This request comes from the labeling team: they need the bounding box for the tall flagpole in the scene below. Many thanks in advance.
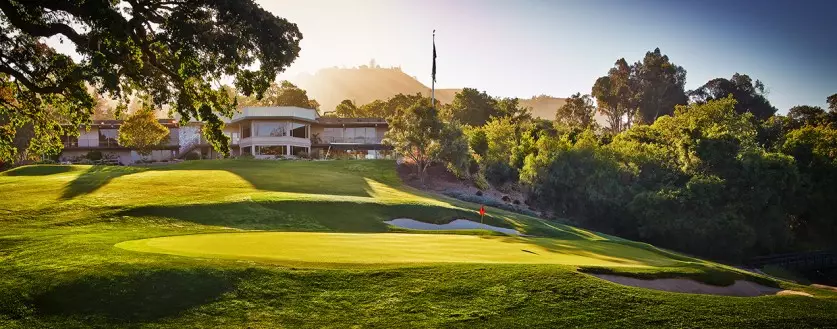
[431,29,435,109]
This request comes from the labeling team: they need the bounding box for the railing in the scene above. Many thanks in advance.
[317,136,383,144]
[64,139,179,148]
[64,139,121,148]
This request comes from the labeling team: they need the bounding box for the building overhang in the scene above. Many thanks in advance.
[228,106,318,126]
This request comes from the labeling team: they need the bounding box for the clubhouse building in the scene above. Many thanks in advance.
[59,106,392,164]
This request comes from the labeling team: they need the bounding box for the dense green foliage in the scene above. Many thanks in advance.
[329,93,430,119]
[0,0,302,161]
[384,100,470,183]
[116,108,169,156]
[2,160,836,327]
[592,48,688,132]
[520,96,837,261]
[240,80,320,111]
[555,93,596,128]
[690,73,778,120]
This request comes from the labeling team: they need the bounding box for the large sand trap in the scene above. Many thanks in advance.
[385,218,522,236]
[591,274,813,297]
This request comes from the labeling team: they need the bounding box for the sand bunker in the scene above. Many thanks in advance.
[590,274,813,297]
[812,284,837,292]
[385,218,522,236]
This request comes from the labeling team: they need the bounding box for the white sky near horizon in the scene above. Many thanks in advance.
[41,0,837,113]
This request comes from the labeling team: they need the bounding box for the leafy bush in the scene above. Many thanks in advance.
[295,151,309,159]
[483,160,518,187]
[236,153,255,160]
[184,152,201,161]
[85,150,103,161]
[471,172,490,191]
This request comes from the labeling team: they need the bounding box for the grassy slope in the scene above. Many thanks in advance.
[0,160,836,328]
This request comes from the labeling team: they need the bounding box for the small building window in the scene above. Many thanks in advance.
[255,145,287,156]
[242,125,251,138]
[256,122,287,137]
[290,122,308,138]
[291,146,308,157]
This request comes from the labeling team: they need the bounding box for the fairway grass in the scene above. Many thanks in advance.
[2,160,837,328]
[115,232,681,267]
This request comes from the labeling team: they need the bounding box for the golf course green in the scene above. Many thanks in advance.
[115,232,681,267]
[2,159,837,328]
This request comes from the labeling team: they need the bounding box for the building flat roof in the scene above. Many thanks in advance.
[62,119,179,128]
[316,117,387,126]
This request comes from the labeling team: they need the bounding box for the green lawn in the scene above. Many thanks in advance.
[115,232,681,267]
[1,159,836,328]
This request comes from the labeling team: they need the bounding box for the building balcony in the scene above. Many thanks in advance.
[63,139,179,150]
[315,136,384,145]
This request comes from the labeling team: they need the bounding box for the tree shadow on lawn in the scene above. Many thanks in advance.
[1,165,77,176]
[59,160,378,200]
[30,268,237,324]
[119,200,516,233]
[61,166,147,200]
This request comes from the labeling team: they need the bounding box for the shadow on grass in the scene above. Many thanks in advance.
[31,268,236,324]
[119,199,516,233]
[577,265,779,288]
[1,165,77,176]
[58,160,384,200]
[61,166,146,200]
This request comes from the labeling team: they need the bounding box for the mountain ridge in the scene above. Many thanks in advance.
[289,67,566,119]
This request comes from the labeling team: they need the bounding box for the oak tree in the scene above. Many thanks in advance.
[0,0,302,161]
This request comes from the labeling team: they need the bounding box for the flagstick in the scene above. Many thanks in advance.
[430,30,439,109]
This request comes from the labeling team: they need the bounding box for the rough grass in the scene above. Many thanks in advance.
[1,160,836,328]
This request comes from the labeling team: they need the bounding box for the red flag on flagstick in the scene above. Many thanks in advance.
[479,205,485,216]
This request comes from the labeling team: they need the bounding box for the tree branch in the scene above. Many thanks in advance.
[0,64,74,94]
[0,0,87,44]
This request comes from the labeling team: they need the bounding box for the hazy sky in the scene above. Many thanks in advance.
[259,0,837,112]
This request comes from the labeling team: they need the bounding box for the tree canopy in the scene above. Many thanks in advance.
[555,93,596,128]
[117,106,169,156]
[689,73,777,121]
[442,88,498,126]
[243,81,320,111]
[383,100,444,184]
[0,0,302,161]
[591,48,687,132]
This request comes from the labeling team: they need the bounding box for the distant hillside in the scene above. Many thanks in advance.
[290,67,566,120]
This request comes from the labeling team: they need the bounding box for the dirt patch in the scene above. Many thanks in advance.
[590,274,812,297]
[397,163,528,209]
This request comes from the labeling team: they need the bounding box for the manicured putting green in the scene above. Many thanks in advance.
[116,232,680,267]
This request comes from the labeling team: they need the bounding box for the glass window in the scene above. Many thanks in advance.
[322,127,339,142]
[353,127,367,139]
[63,134,78,147]
[255,122,287,137]
[291,146,307,157]
[255,145,287,156]
[322,127,340,137]
[290,122,307,138]
[242,125,251,138]
[99,129,118,147]
[242,146,252,155]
